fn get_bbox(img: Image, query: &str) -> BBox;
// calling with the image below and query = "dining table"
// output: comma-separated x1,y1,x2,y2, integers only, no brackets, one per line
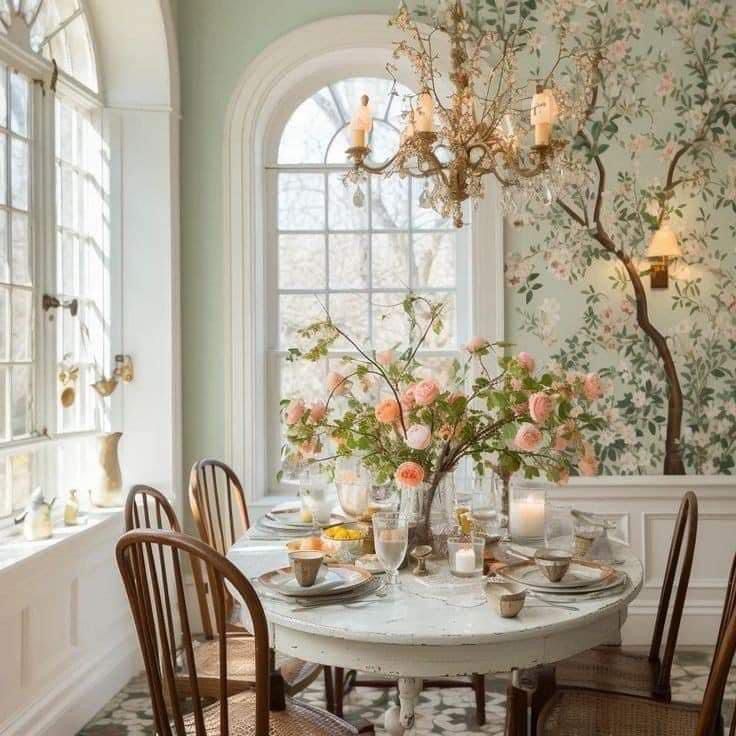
227,522,644,736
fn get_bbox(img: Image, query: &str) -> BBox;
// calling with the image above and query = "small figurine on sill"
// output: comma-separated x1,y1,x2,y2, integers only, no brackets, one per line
15,488,55,541
64,489,84,526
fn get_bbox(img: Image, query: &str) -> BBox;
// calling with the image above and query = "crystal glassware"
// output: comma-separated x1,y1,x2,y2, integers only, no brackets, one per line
373,511,409,590
544,503,575,553
470,473,502,536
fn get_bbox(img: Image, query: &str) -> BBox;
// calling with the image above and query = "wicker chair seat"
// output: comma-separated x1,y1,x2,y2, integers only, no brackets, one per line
181,691,365,735
188,636,321,692
537,688,704,736
554,646,662,699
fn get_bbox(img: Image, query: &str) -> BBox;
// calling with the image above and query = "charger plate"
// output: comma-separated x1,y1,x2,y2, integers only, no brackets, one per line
258,564,371,598
498,559,615,591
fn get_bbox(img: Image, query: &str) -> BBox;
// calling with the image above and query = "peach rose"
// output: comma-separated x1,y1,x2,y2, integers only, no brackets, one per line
517,352,536,373
299,438,320,457
514,423,543,451
579,453,599,476
465,336,489,354
405,424,432,451
553,425,570,451
308,401,327,424
528,392,554,424
326,370,349,396
400,385,417,411
376,349,396,366
285,399,305,426
375,398,401,424
583,372,604,401
414,378,440,406
394,461,425,488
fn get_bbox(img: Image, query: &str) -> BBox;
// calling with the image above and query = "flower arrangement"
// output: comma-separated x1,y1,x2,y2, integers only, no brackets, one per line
281,296,607,543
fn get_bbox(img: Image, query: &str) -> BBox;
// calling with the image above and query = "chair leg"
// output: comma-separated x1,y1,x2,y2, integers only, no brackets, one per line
323,666,335,713
504,682,527,736
530,666,556,735
334,666,345,718
472,673,486,726
269,649,286,711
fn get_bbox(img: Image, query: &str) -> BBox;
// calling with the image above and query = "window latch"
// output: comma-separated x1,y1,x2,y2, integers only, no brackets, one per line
42,294,79,318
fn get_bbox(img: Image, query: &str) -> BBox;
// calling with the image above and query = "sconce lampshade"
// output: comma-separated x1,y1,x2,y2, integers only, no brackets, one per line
647,225,681,259
530,88,559,126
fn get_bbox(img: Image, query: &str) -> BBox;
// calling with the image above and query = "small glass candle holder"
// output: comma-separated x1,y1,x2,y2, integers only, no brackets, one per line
448,533,485,578
509,483,547,545
545,503,575,553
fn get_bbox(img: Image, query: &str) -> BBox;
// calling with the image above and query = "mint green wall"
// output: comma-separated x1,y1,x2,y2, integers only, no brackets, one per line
178,2,396,482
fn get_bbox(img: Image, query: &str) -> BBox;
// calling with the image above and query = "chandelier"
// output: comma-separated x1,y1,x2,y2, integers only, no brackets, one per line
345,0,575,228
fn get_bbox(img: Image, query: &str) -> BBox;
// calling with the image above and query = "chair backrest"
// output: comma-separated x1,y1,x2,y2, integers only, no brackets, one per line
696,551,736,736
125,484,181,533
649,490,698,695
189,459,250,555
116,529,270,736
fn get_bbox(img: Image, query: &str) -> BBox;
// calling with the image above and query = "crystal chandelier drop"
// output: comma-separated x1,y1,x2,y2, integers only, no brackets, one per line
345,0,585,228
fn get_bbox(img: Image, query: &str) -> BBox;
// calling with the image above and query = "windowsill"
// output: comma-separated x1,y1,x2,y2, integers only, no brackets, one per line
0,505,124,576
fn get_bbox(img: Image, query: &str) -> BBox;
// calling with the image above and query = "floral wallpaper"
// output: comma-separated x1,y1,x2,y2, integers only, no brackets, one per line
502,0,736,476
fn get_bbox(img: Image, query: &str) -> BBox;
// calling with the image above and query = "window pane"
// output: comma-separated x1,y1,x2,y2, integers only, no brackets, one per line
11,213,31,286
369,120,401,164
329,293,369,347
10,452,31,509
328,172,367,230
10,364,31,437
419,291,456,349
0,458,8,517
373,233,409,289
412,182,454,230
59,231,77,295
0,211,8,282
60,164,74,229
328,234,368,289
0,66,7,130
11,137,28,211
278,173,324,231
278,234,325,290
9,72,28,137
280,357,326,400
0,367,7,441
0,287,8,360
371,176,409,230
372,292,410,349
279,294,325,348
11,288,32,361
0,132,6,206
413,233,456,288
278,89,342,165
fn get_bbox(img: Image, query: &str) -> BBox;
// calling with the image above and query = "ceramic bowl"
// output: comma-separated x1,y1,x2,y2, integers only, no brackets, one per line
486,581,527,618
534,548,573,582
321,523,368,562
288,550,325,587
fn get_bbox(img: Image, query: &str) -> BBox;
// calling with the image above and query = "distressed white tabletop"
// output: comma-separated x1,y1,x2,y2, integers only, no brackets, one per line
227,531,643,677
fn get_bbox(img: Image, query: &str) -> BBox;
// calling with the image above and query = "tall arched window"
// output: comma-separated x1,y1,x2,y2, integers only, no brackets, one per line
266,76,470,491
0,0,107,522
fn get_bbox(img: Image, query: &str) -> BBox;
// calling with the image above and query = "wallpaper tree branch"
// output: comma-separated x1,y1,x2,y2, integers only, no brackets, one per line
500,0,735,475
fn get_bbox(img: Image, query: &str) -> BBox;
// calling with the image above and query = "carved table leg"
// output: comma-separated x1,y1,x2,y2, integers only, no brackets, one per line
384,677,423,735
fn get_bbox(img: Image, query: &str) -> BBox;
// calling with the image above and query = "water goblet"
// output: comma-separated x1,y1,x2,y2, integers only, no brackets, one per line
372,512,409,592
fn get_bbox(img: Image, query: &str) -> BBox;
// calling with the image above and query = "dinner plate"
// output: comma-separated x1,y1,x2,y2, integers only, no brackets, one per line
257,564,372,598
529,572,629,598
498,560,615,591
262,509,346,530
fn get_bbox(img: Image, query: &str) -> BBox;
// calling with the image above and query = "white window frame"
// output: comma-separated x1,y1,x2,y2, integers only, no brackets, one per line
224,16,504,507
0,20,113,527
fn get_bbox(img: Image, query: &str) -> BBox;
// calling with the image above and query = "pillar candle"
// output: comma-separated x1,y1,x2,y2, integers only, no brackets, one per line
510,493,545,539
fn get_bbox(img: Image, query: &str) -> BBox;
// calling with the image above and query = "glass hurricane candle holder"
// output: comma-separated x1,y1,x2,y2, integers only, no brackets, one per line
544,503,575,553
509,484,547,545
447,533,485,578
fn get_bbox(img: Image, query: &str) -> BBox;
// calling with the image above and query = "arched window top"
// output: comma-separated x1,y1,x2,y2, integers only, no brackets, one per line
0,0,98,93
278,76,412,165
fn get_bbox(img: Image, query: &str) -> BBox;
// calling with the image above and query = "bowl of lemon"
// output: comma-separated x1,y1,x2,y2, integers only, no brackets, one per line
321,524,368,563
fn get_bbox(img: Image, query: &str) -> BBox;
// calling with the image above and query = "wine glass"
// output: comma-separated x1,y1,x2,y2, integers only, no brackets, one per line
372,511,409,592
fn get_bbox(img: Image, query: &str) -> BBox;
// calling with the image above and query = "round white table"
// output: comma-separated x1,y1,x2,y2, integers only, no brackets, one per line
228,532,643,735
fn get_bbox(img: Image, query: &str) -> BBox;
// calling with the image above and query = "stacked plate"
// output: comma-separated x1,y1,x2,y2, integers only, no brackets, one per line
251,504,346,539
497,559,627,599
256,564,378,606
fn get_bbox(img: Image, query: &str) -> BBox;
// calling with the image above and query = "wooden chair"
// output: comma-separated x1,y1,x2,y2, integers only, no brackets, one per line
125,484,260,697
536,549,736,736
116,528,374,735
188,460,333,707
555,490,698,702
333,668,486,726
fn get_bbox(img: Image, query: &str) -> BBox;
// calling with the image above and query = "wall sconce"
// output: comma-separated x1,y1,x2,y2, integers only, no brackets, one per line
647,225,681,289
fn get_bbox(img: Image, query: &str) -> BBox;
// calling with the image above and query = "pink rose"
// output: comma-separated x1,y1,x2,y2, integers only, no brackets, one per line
465,336,489,354
405,424,432,450
375,398,401,424
511,378,523,391
376,349,396,366
400,385,417,411
326,371,349,396
528,392,554,424
517,352,536,373
514,423,543,452
394,461,425,488
583,373,604,401
579,454,599,476
414,378,440,406
299,438,319,457
308,401,327,424
285,399,305,426
553,426,570,451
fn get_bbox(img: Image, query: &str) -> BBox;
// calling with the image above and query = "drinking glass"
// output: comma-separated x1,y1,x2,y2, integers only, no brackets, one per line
544,503,574,552
470,473,501,535
372,511,409,590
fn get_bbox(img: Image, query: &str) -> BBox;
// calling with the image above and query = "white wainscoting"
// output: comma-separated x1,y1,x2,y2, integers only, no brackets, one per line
550,476,735,646
0,513,138,736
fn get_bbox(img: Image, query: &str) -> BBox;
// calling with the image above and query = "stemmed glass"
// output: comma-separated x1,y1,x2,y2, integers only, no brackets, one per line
372,511,409,592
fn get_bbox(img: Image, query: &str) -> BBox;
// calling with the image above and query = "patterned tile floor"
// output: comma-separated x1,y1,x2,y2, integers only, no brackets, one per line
79,649,734,735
